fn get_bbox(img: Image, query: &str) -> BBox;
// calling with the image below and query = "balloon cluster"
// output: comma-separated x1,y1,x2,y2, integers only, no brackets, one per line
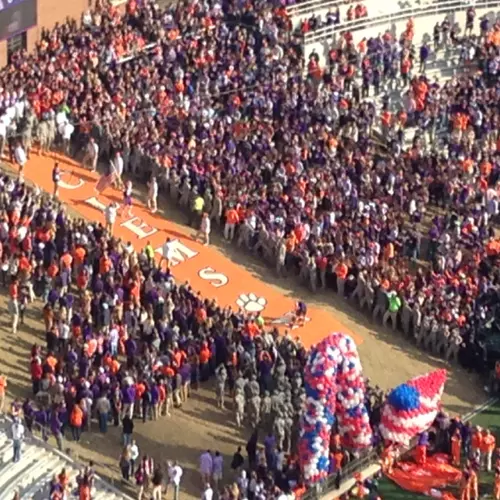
379,369,447,446
298,333,372,483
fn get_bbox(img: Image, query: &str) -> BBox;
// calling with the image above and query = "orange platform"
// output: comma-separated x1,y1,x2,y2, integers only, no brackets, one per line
16,154,360,348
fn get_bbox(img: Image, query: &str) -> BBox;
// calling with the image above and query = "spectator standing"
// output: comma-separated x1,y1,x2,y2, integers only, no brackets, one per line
96,393,111,434
200,450,213,486
195,212,211,246
202,483,214,500
0,374,7,414
212,451,223,491
147,176,158,214
8,276,19,335
167,460,183,500
122,414,134,446
151,466,164,500
383,292,402,331
481,429,496,472
13,141,27,177
70,403,83,442
231,446,244,475
104,202,118,235
119,446,132,482
130,440,139,475
11,417,24,463
52,162,61,198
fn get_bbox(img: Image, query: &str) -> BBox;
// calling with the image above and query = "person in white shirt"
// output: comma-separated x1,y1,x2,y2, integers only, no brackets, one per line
167,460,183,500
195,212,211,246
111,152,124,189
13,141,27,176
104,202,118,235
83,137,99,171
201,483,213,500
147,176,158,214
58,320,71,349
62,121,75,156
160,238,175,269
129,440,140,473
11,417,24,463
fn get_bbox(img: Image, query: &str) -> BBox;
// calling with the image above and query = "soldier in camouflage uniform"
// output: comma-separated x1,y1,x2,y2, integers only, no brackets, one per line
273,414,286,450
234,388,245,428
247,375,261,427
360,277,375,311
237,219,253,249
179,179,191,209
169,170,180,202
446,328,462,363
416,308,432,348
351,270,366,305
260,390,272,431
210,191,223,226
215,364,228,409
401,299,413,337
435,322,450,357
424,317,439,352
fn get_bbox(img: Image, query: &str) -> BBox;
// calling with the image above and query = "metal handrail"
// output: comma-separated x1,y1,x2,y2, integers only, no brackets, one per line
304,0,499,44
286,0,437,19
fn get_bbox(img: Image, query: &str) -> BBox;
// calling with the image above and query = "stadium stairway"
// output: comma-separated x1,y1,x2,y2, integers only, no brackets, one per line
0,417,130,499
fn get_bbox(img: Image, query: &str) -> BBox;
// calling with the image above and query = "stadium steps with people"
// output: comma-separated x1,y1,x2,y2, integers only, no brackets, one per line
0,418,128,499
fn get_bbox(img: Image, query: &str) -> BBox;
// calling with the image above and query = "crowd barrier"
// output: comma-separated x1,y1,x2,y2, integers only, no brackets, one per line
303,0,500,45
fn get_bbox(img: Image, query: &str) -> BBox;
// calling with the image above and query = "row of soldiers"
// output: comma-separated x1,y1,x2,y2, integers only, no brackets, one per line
352,270,463,363
214,338,307,454
0,103,72,162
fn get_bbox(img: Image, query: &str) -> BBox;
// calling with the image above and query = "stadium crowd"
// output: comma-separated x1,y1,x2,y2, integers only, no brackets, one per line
0,173,385,499
0,0,498,497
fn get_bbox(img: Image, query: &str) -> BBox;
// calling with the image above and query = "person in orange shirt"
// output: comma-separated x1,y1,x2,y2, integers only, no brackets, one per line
99,251,112,276
70,404,84,442
0,374,7,414
481,429,496,472
451,429,462,466
8,276,19,334
199,342,211,382
335,261,349,297
224,206,239,241
471,427,483,464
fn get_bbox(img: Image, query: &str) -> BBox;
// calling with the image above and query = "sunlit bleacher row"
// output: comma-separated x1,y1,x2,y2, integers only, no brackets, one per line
0,418,129,500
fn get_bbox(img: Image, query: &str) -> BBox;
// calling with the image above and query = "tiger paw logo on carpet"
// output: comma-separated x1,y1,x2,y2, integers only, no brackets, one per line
236,293,267,313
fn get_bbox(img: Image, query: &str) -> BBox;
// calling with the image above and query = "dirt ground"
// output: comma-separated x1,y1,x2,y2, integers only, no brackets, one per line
0,159,488,499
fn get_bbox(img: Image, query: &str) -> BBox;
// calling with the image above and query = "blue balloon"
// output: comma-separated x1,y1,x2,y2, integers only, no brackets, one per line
388,383,420,411
317,455,329,471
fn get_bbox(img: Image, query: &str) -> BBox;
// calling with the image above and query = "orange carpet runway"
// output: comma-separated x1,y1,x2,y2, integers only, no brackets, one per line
17,154,360,348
